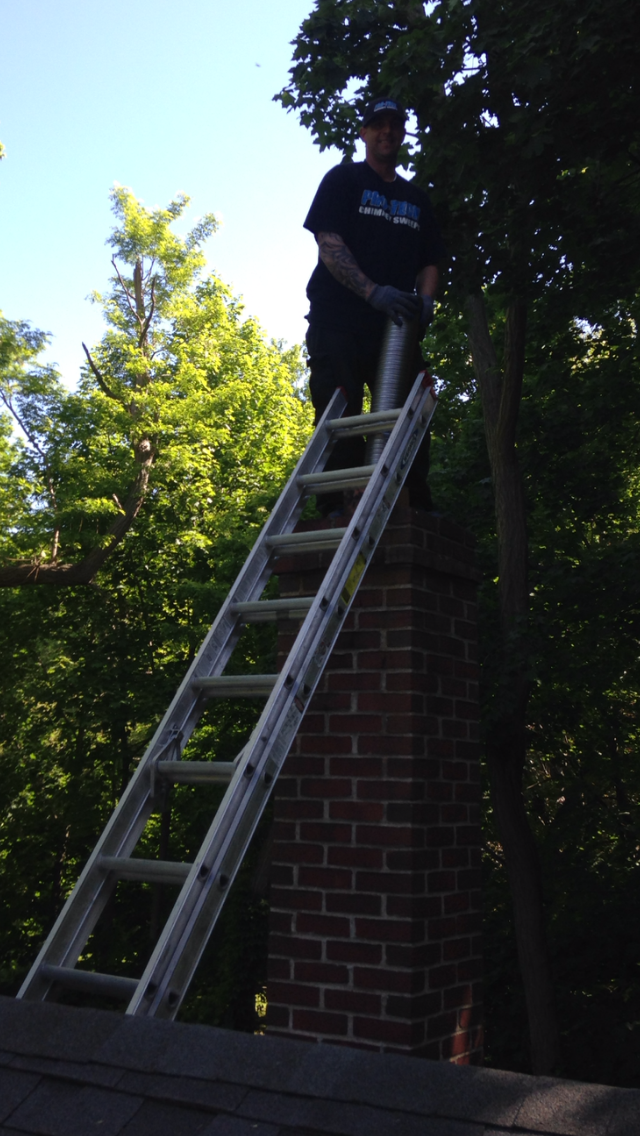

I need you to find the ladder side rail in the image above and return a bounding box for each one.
[17,389,346,1003]
[127,374,437,1017]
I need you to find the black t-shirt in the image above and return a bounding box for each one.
[304,161,446,333]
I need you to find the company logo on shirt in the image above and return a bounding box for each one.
[358,189,421,229]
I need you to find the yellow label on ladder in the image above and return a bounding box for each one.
[341,554,367,606]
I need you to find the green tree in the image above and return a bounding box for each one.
[0,189,312,1013]
[278,0,640,1073]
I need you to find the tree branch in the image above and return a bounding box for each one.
[82,344,120,402]
[0,439,154,587]
[111,256,138,323]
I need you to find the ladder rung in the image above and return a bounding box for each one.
[299,465,376,493]
[157,760,236,784]
[267,529,346,554]
[192,674,278,698]
[327,408,401,436]
[98,857,192,885]
[231,597,314,622]
[41,964,139,1001]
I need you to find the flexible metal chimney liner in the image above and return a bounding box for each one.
[365,316,418,465]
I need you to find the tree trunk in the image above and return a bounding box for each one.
[466,291,560,1075]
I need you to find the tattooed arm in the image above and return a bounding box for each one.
[317,231,376,301]
[415,263,439,299]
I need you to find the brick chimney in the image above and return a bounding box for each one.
[266,507,483,1062]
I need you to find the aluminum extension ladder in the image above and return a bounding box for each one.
[18,369,437,1020]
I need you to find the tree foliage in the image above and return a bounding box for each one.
[278,0,640,1078]
[0,189,312,1022]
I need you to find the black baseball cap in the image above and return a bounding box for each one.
[361,97,406,127]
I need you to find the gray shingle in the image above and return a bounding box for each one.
[0,997,120,1065]
[10,1055,123,1088]
[106,1023,312,1091]
[94,1014,190,1073]
[118,1070,246,1112]
[237,1088,479,1136]
[513,1076,622,1135]
[6,1081,142,1136]
[119,1099,213,1135]
[283,1045,530,1126]
[607,1088,640,1136]
[202,1119,280,1136]
[0,1069,41,1124]
[159,1028,311,1089]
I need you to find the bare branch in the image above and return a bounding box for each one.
[111,256,138,322]
[82,343,120,402]
[138,280,156,349]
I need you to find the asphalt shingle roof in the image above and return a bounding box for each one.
[0,996,637,1135]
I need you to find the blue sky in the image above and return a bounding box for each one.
[0,0,354,383]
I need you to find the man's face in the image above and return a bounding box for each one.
[359,112,405,164]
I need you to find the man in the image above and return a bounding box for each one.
[304,96,446,513]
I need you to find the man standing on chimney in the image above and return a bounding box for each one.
[304,96,446,514]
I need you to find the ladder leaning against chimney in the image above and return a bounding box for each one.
[17,364,437,1021]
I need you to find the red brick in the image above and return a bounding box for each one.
[294,961,349,985]
[329,757,384,777]
[268,981,320,1007]
[386,992,441,1019]
[267,958,291,980]
[325,989,381,1015]
[300,778,353,799]
[427,1010,459,1040]
[353,967,417,994]
[265,1004,290,1028]
[428,964,458,989]
[295,735,353,754]
[326,892,382,916]
[269,934,322,961]
[359,735,422,756]
[444,893,470,916]
[274,800,325,820]
[270,864,294,887]
[329,714,383,734]
[353,1018,421,1046]
[292,1010,348,1036]
[328,671,381,691]
[355,871,417,895]
[299,822,352,843]
[357,780,421,802]
[326,940,383,965]
[330,801,384,823]
[386,895,441,920]
[271,842,324,866]
[296,913,350,937]
[283,756,327,776]
[271,887,322,912]
[354,917,419,944]
[298,866,352,890]
[355,825,413,848]
[443,984,474,1010]
[328,846,383,869]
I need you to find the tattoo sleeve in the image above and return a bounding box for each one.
[317,232,375,301]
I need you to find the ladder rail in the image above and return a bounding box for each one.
[17,389,346,1004]
[126,372,437,1018]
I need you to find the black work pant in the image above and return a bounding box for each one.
[306,323,430,483]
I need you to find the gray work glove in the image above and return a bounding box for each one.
[368,285,421,327]
[420,294,435,331]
